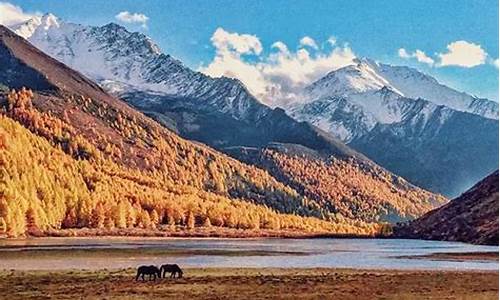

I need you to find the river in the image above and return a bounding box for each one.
[0,237,497,271]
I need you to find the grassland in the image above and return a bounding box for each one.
[0,268,497,300]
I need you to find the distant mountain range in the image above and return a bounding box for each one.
[0,24,447,238]
[10,14,361,158]
[9,14,499,197]
[394,170,499,245]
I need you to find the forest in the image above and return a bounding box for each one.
[249,149,446,223]
[0,88,389,237]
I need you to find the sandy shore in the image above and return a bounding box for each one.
[0,268,497,299]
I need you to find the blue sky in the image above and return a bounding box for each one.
[4,0,499,101]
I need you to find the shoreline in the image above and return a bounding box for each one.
[0,227,387,239]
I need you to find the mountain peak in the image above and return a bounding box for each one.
[305,58,403,99]
[9,12,64,39]
[101,22,128,33]
[354,57,379,68]
[40,13,59,27]
[0,24,110,99]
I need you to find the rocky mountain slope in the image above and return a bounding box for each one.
[394,171,499,245]
[0,25,446,237]
[291,59,499,196]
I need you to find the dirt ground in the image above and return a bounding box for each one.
[0,268,497,300]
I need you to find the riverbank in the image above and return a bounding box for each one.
[0,226,380,239]
[0,268,497,299]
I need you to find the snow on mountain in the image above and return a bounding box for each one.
[8,14,368,160]
[12,14,497,126]
[290,58,498,143]
[290,58,498,197]
[373,62,498,120]
[291,96,376,141]
[301,58,498,119]
[303,58,404,101]
[290,87,446,143]
[10,14,264,120]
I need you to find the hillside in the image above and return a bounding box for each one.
[228,144,446,223]
[2,107,370,237]
[394,171,499,245]
[2,18,449,214]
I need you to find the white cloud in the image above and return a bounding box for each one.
[115,11,149,28]
[414,50,434,65]
[271,41,289,53]
[211,27,262,55]
[438,41,487,68]
[200,28,356,107]
[299,36,318,49]
[398,48,434,65]
[0,2,39,26]
[327,36,337,46]
[398,48,411,58]
[400,41,496,69]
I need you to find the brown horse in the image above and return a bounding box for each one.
[136,265,161,281]
[160,264,183,278]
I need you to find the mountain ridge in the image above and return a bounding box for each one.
[9,15,370,159]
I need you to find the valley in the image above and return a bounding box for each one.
[0,2,498,299]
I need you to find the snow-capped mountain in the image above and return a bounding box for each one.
[291,59,498,196]
[9,14,498,197]
[10,14,281,122]
[9,13,361,158]
[300,58,498,120]
[291,87,423,141]
[349,99,498,197]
